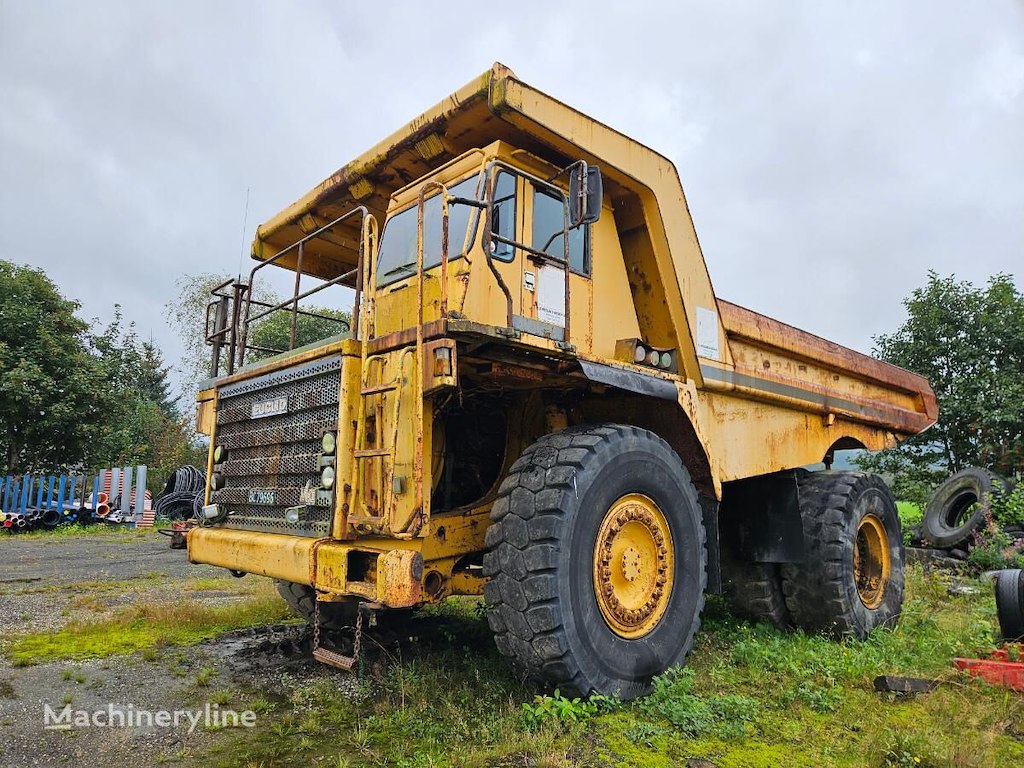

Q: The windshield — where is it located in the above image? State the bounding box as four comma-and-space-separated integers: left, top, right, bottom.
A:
375, 174, 482, 287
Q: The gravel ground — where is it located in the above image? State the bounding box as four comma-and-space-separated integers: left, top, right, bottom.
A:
0, 529, 330, 768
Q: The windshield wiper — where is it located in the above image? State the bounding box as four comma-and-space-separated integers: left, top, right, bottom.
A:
382, 264, 417, 278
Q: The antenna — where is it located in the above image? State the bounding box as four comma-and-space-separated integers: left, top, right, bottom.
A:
237, 186, 250, 281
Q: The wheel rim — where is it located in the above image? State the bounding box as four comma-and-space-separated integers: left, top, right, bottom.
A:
854, 513, 891, 609
593, 493, 674, 639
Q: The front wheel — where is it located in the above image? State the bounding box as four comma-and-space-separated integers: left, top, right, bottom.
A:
482, 424, 707, 700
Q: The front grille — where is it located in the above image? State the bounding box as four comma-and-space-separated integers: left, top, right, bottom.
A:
211, 356, 340, 537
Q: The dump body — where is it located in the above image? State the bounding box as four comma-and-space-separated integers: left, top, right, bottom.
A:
187, 63, 935, 614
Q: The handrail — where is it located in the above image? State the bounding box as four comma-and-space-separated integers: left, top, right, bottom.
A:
203, 206, 373, 377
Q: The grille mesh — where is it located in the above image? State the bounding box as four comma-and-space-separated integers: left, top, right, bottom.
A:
211, 356, 340, 537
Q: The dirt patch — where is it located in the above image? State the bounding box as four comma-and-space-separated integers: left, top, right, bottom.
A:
0, 531, 324, 767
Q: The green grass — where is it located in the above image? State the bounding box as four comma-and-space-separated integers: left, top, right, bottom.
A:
207, 567, 1024, 768
8, 522, 167, 541
3, 582, 291, 666
898, 501, 924, 543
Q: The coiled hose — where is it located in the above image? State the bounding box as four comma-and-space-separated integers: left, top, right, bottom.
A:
154, 466, 206, 522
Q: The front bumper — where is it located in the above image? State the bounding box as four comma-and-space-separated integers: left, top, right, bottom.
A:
188, 527, 423, 607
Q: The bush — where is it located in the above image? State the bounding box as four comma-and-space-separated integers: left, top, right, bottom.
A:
991, 484, 1024, 530
967, 510, 1024, 571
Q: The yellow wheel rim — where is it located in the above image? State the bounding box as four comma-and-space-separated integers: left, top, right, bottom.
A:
593, 493, 674, 639
854, 514, 891, 609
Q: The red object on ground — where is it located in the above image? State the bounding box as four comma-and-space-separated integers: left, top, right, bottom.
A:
954, 645, 1024, 690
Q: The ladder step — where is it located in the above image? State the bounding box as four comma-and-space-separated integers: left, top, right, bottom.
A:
353, 448, 391, 458
360, 382, 398, 395
312, 646, 357, 671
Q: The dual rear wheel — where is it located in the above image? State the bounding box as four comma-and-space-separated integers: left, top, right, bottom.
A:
720, 471, 904, 638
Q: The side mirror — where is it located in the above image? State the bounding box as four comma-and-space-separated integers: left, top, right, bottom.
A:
569, 164, 603, 227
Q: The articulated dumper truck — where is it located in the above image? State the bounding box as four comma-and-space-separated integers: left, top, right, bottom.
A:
188, 63, 937, 699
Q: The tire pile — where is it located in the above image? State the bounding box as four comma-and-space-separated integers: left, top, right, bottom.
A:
153, 466, 206, 522
907, 467, 1019, 560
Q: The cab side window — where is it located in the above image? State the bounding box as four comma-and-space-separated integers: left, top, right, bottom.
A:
490, 171, 517, 262
531, 185, 589, 275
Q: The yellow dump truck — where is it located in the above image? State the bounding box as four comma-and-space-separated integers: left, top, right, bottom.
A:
188, 63, 937, 698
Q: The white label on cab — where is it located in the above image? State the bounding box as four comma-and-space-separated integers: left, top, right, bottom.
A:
536, 265, 566, 327
696, 306, 720, 360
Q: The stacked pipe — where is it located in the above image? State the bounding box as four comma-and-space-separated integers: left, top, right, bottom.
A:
154, 466, 206, 522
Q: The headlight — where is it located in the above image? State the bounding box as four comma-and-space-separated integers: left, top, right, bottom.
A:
210, 472, 225, 490
633, 344, 647, 364
320, 465, 336, 489
659, 352, 673, 369
321, 431, 337, 455
285, 507, 302, 525
213, 444, 227, 463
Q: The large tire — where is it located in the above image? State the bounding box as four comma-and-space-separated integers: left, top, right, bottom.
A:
922, 468, 1010, 549
275, 581, 358, 630
781, 472, 904, 639
719, 544, 790, 629
482, 424, 707, 700
995, 569, 1024, 642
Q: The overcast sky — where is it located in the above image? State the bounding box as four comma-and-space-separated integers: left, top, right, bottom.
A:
2, 1, 1022, 396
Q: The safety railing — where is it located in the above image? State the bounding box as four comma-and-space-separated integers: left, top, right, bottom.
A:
204, 208, 378, 377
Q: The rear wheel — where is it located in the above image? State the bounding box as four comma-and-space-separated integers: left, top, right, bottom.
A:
781, 472, 903, 639
483, 424, 707, 699
719, 544, 790, 628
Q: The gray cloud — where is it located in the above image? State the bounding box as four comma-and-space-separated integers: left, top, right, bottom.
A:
2, 0, 1022, 395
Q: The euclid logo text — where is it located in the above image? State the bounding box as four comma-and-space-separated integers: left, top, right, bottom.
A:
250, 397, 288, 419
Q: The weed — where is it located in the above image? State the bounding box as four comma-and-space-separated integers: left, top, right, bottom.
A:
209, 688, 233, 705
882, 732, 932, 767
195, 667, 218, 688
640, 667, 758, 739
0, 679, 14, 699
521, 690, 600, 730
621, 721, 668, 748
141, 647, 160, 662
248, 696, 274, 714
62, 693, 73, 706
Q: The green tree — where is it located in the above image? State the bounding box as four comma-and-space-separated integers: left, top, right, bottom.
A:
247, 306, 349, 362
139, 340, 179, 419
166, 273, 351, 400
857, 272, 1024, 502
88, 309, 200, 492
0, 261, 108, 472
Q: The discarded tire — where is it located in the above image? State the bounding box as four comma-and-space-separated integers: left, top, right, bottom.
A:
922, 468, 1009, 549
995, 569, 1024, 642
483, 424, 707, 700
781, 472, 904, 639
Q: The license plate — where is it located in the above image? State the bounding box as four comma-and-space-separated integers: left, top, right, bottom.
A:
248, 489, 276, 505
251, 396, 288, 419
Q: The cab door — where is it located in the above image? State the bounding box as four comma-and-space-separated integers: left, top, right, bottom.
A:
522, 180, 592, 351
